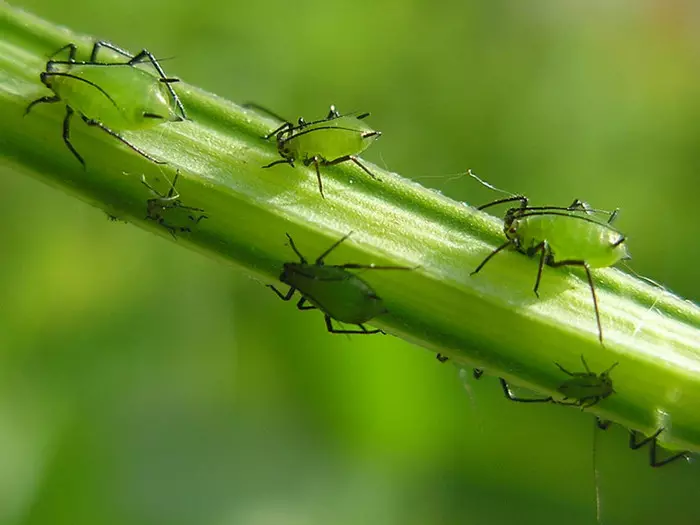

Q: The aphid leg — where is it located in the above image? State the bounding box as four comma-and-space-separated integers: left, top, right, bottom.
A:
550, 260, 603, 344
499, 378, 553, 403
24, 94, 61, 116
471, 240, 513, 275
629, 429, 690, 468
90, 41, 187, 120
326, 105, 341, 119
80, 116, 166, 164
356, 112, 370, 120
267, 284, 296, 301
48, 43, 78, 61
310, 157, 325, 198
324, 315, 383, 335
473, 369, 484, 379
296, 297, 316, 311
315, 233, 353, 265
262, 158, 295, 169
611, 235, 626, 248
263, 121, 294, 140
530, 241, 549, 298
60, 106, 85, 167
322, 155, 379, 181
436, 353, 449, 363
607, 209, 620, 224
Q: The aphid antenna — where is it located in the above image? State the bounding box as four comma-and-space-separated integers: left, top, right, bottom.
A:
338, 263, 418, 272
601, 362, 619, 376
467, 169, 515, 195
38, 71, 119, 109
315, 232, 354, 264
242, 102, 290, 125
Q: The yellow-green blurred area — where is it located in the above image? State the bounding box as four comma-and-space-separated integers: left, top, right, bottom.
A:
1, 0, 699, 524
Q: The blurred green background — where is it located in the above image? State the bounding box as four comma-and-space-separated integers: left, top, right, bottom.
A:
1, 0, 699, 524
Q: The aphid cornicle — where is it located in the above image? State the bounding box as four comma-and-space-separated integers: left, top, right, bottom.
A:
471, 196, 630, 344
554, 355, 618, 408
258, 105, 382, 198
25, 41, 187, 166
268, 232, 413, 334
142, 170, 207, 238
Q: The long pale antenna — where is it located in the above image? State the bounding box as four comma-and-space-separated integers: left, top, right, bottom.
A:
467, 169, 517, 197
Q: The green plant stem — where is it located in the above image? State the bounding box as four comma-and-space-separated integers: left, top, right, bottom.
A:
1, 2, 699, 453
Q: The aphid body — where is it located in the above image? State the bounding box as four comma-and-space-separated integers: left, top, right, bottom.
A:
269, 233, 412, 334
555, 355, 618, 408
25, 41, 186, 166
472, 196, 630, 343
260, 105, 381, 198
43, 63, 182, 130
142, 170, 207, 238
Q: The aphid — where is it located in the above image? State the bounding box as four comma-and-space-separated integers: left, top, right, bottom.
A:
554, 355, 618, 408
256, 104, 382, 198
25, 40, 187, 166
142, 170, 207, 238
268, 232, 413, 334
471, 196, 630, 344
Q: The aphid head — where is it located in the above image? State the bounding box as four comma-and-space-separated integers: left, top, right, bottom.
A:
276, 136, 295, 161
502, 208, 522, 240
279, 262, 298, 285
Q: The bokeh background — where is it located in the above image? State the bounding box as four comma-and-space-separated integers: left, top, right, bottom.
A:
1, 0, 699, 524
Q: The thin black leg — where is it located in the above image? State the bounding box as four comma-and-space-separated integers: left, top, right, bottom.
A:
262, 158, 294, 169
471, 240, 513, 275
24, 95, 61, 116
629, 429, 689, 468
268, 285, 295, 301
499, 378, 553, 403
312, 157, 325, 198
61, 106, 85, 166
80, 116, 165, 164
324, 315, 382, 334
315, 232, 353, 264
473, 369, 484, 379
531, 241, 548, 298
296, 297, 316, 310
436, 353, 449, 363
549, 260, 603, 344
284, 233, 308, 264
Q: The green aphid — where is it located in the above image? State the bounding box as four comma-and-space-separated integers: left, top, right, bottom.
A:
142, 170, 207, 238
268, 232, 413, 334
472, 196, 630, 344
596, 419, 691, 468
258, 105, 382, 198
554, 355, 618, 408
25, 41, 187, 166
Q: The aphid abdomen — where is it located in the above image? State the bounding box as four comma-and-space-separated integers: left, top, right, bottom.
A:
520, 215, 628, 267
295, 117, 377, 160
282, 265, 387, 324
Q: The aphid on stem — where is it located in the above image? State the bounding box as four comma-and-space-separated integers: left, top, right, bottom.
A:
268, 232, 414, 334
25, 40, 186, 166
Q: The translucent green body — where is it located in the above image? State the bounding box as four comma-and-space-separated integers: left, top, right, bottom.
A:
512, 214, 628, 267
46, 64, 179, 129
284, 116, 378, 161
557, 374, 613, 400
280, 263, 386, 324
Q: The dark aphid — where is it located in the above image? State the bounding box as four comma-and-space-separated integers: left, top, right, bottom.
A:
554, 355, 618, 409
25, 41, 187, 166
471, 196, 630, 344
268, 232, 413, 334
142, 170, 207, 238
252, 104, 381, 198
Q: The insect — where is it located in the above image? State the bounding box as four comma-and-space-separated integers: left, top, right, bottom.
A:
142, 170, 207, 238
268, 232, 413, 334
596, 419, 690, 468
471, 196, 630, 344
554, 355, 618, 408
25, 40, 187, 166
253, 104, 382, 198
